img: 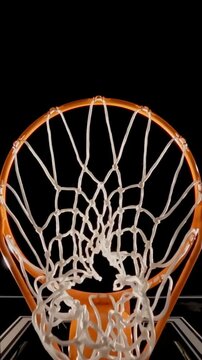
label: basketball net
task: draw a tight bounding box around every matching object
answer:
[0,96,201,359]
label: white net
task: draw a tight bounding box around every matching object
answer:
[1,96,201,359]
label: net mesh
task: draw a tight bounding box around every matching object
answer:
[1,97,201,359]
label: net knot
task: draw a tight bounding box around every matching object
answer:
[104,199,110,206]
[83,215,89,222]
[154,217,161,225]
[136,205,142,212]
[98,214,103,223]
[54,183,61,192]
[45,250,51,259]
[118,186,124,194]
[107,218,114,226]
[116,229,122,236]
[98,182,105,190]
[81,164,87,172]
[131,225,138,233]
[138,181,144,188]
[35,226,42,235]
[117,207,124,214]
[73,207,79,215]
[54,209,60,216]
[89,199,95,207]
[112,163,118,171]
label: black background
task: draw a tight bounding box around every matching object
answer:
[0,4,201,297]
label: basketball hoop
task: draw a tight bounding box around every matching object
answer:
[0,96,201,359]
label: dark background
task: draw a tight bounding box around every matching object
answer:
[0,4,201,297]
